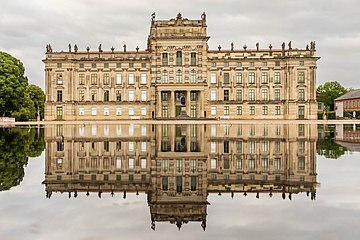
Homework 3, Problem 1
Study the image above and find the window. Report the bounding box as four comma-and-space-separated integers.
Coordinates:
249, 159, 255, 170
176, 70, 182, 83
274, 89, 281, 101
224, 62, 229, 67
128, 73, 134, 85
262, 106, 268, 115
298, 106, 305, 119
274, 158, 281, 170
191, 52, 196, 65
162, 106, 168, 117
211, 106, 217, 115
236, 72, 242, 83
57, 63, 62, 68
79, 63, 84, 68
141, 107, 146, 116
224, 90, 229, 101
190, 105, 197, 117
79, 107, 84, 116
211, 159, 217, 169
176, 159, 183, 172
116, 107, 122, 116
237, 106, 242, 115
211, 90, 217, 101
103, 90, 109, 102
262, 158, 268, 169
176, 51, 182, 65
261, 141, 269, 152
116, 90, 121, 101
141, 142, 147, 152
190, 70, 196, 83
298, 156, 305, 170
116, 74, 122, 84
162, 52, 168, 65
141, 90, 147, 101
236, 141, 242, 153
190, 92, 197, 101
128, 90, 134, 101
224, 106, 229, 115
79, 90, 85, 101
275, 61, 280, 66
161, 92, 168, 101
250, 62, 254, 67
128, 158, 134, 169
103, 107, 109, 116
298, 124, 305, 136
249, 72, 255, 84
57, 90, 62, 102
92, 63, 96, 69
249, 89, 255, 101
141, 73, 147, 84
274, 72, 281, 84
141, 63, 146, 68
299, 61, 304, 66
128, 107, 134, 116
250, 106, 255, 115
116, 63, 121, 68
223, 73, 230, 84
91, 107, 97, 116
211, 142, 216, 153
103, 73, 109, 85
211, 62, 216, 67
298, 141, 305, 154
211, 73, 217, 84
275, 106, 281, 115
298, 89, 305, 101
160, 71, 168, 84
236, 158, 242, 169
79, 74, 85, 85
261, 89, 268, 101
103, 141, 109, 152
91, 74, 97, 85
129, 63, 134, 68
275, 141, 281, 153
298, 72, 305, 83
261, 72, 268, 84
223, 158, 229, 169
236, 89, 242, 101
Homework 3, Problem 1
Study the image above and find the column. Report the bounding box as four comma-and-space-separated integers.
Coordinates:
187, 90, 191, 116
171, 91, 175, 118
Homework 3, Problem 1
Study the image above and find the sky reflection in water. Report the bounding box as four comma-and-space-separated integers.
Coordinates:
0, 124, 360, 240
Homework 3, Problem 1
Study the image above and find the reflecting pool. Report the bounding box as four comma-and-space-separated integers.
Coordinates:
1, 124, 360, 239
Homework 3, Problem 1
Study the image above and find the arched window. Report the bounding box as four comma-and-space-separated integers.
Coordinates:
190, 70, 196, 83
176, 70, 182, 83
176, 51, 182, 65
162, 70, 168, 83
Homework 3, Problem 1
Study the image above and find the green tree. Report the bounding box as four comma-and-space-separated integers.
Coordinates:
0, 52, 45, 120
317, 81, 349, 111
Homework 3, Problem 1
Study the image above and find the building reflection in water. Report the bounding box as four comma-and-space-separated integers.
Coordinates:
43, 124, 318, 230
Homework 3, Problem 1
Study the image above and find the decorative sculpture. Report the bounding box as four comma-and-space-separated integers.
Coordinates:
306, 44, 309, 51
282, 42, 285, 51
136, 46, 139, 52
111, 46, 115, 53
256, 42, 259, 51
176, 13, 182, 20
218, 45, 221, 51
201, 12, 206, 21
98, 44, 102, 52
231, 42, 234, 51
288, 41, 292, 50
74, 44, 78, 53
123, 44, 127, 52
243, 44, 247, 51
151, 12, 155, 24
68, 44, 71, 53
86, 46, 90, 53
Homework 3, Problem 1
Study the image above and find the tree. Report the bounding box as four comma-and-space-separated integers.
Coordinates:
0, 51, 45, 120
317, 81, 349, 111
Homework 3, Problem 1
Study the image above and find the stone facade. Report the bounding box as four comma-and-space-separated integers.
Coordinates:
43, 123, 318, 229
43, 13, 319, 120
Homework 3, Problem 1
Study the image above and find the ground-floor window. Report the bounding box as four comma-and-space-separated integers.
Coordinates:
249, 106, 255, 115
57, 106, 63, 119
224, 106, 229, 115
298, 106, 305, 119
162, 106, 168, 118
190, 105, 197, 117
237, 106, 242, 115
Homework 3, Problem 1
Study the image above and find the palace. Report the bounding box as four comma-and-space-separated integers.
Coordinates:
43, 13, 319, 120
43, 123, 318, 229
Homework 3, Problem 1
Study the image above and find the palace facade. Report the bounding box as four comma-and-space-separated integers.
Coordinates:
43, 13, 319, 121
43, 123, 318, 229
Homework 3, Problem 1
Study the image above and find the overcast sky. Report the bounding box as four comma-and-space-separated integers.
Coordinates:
1, 0, 359, 90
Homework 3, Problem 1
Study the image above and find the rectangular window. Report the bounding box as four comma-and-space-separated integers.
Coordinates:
249, 159, 255, 170
298, 156, 305, 170
79, 74, 85, 85
116, 74, 122, 84
116, 90, 121, 101
57, 63, 62, 68
129, 63, 134, 68
261, 89, 268, 101
236, 141, 242, 153
57, 74, 63, 85
162, 71, 168, 83
141, 73, 147, 85
223, 158, 229, 169
249, 72, 255, 84
224, 90, 229, 101
211, 106, 217, 116
128, 107, 134, 116
79, 90, 85, 101
275, 141, 281, 153
116, 63, 121, 68
298, 106, 305, 119
141, 107, 146, 116
79, 107, 84, 116
103, 90, 109, 102
249, 141, 255, 154
211, 90, 217, 101
162, 106, 168, 118
141, 90, 147, 101
128, 142, 134, 151
161, 92, 168, 101
191, 176, 197, 191
211, 73, 217, 84
298, 89, 305, 101
141, 142, 147, 152
176, 70, 182, 83
275, 106, 281, 115
262, 106, 268, 115
236, 72, 242, 83
250, 106, 255, 115
103, 141, 109, 152
261, 141, 269, 152
262, 158, 268, 169
211, 158, 217, 169
91, 74, 97, 85
128, 158, 134, 169
274, 158, 281, 170
211, 62, 216, 67
191, 52, 196, 65
92, 63, 96, 69
57, 90, 62, 102
190, 92, 197, 101
249, 89, 255, 101
91, 107, 97, 116
274, 89, 281, 101
128, 73, 134, 85
224, 106, 229, 116
236, 89, 242, 101
176, 51, 182, 65
298, 72, 305, 83
162, 53, 168, 65
224, 62, 229, 67
237, 106, 242, 115
190, 70, 197, 83
223, 73, 230, 84
190, 105, 197, 117
236, 158, 242, 169
261, 72, 268, 84
299, 61, 304, 66
211, 142, 216, 153
237, 62, 242, 67
116, 107, 122, 116
274, 72, 281, 84
176, 159, 183, 172
128, 90, 134, 101
162, 176, 168, 191
103, 73, 110, 85
103, 107, 109, 116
